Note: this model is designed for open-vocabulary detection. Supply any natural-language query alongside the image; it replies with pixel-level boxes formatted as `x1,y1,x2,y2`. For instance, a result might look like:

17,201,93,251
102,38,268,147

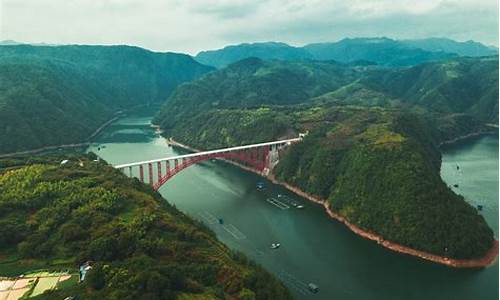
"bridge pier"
157,161,162,183
139,165,144,182
148,163,153,184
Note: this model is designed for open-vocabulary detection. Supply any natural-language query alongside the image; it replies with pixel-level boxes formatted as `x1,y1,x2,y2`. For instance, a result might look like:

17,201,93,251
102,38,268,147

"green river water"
88,112,499,300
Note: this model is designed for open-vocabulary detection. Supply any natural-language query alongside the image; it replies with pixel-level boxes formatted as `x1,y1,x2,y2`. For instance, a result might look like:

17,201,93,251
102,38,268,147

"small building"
79,262,93,282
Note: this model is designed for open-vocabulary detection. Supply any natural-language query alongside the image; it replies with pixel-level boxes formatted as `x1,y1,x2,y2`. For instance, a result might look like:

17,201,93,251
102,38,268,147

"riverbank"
0,115,123,158
439,128,498,148
167,138,499,268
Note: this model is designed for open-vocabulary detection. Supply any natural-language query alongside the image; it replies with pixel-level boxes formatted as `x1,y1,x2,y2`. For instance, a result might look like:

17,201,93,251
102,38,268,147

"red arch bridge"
114,138,302,190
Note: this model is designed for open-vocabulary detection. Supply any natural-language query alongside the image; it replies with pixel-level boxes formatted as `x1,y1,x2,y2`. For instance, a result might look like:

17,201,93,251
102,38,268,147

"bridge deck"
114,138,301,169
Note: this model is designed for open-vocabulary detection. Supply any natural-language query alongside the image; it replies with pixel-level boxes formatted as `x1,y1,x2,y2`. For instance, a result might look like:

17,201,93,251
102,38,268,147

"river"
87,111,499,300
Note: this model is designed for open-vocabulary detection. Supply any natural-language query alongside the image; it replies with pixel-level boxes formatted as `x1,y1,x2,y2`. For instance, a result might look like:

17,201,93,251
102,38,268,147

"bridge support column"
246,149,252,165
139,165,144,182
157,161,162,182
148,163,153,184
174,159,178,171
166,161,171,178
129,166,132,177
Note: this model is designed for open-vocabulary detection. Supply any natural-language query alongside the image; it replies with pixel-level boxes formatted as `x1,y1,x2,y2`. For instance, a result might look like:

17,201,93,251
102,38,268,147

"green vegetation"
363,56,499,123
155,56,498,132
274,108,493,259
195,42,312,68
193,37,497,68
303,37,457,66
0,155,290,299
0,45,213,154
154,56,497,260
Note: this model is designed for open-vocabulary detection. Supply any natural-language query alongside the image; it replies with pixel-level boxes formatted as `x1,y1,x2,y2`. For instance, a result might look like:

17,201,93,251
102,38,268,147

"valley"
0,37,498,299
85,112,499,299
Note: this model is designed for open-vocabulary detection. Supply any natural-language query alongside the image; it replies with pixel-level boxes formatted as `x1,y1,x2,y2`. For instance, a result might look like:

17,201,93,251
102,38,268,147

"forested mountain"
154,56,497,260
155,56,498,130
195,42,312,68
402,38,498,57
192,37,496,68
303,37,457,66
0,45,213,154
154,58,362,129
0,154,290,299
363,56,499,123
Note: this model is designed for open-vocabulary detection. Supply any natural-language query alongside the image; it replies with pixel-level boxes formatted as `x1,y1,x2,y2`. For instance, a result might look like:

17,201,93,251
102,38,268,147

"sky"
0,0,498,55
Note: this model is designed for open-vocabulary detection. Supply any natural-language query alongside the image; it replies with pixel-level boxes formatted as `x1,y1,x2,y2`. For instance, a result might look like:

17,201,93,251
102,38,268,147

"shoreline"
438,129,497,148
167,138,499,268
0,102,158,159
0,115,122,158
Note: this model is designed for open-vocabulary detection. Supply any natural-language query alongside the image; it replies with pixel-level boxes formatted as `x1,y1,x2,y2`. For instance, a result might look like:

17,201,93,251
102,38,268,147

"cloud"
1,0,497,54
183,0,266,19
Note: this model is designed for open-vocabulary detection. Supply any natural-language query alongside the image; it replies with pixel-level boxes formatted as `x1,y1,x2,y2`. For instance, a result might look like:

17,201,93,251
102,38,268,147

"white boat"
271,243,281,249
297,205,304,209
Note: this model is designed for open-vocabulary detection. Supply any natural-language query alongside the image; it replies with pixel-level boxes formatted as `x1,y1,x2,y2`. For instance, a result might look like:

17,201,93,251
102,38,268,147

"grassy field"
0,273,76,299
31,277,59,297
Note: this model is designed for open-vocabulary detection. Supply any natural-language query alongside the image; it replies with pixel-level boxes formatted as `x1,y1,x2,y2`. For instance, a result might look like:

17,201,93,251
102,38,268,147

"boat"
453,184,459,188
256,181,266,190
308,283,319,293
270,243,280,249
477,204,483,211
218,218,224,224
296,205,304,209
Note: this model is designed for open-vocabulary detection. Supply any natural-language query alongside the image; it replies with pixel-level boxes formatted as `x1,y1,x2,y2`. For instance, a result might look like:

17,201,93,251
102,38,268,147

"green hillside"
0,155,290,299
153,57,497,260
154,58,361,129
363,56,499,123
0,45,213,154
155,57,498,129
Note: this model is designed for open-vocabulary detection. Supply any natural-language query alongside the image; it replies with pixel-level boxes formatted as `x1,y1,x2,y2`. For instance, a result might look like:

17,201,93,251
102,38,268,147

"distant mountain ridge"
196,41,312,68
402,38,498,57
194,37,498,68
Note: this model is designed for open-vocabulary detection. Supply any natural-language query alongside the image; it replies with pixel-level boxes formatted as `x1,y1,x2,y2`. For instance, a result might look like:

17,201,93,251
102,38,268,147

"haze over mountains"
195,37,498,68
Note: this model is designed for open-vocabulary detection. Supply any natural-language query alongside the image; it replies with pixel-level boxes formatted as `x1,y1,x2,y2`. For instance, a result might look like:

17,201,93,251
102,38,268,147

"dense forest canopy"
155,56,499,131
0,45,213,154
0,155,290,299
153,56,498,260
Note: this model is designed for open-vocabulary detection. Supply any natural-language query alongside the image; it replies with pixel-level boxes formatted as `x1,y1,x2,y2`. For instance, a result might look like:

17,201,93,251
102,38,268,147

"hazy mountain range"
195,37,498,68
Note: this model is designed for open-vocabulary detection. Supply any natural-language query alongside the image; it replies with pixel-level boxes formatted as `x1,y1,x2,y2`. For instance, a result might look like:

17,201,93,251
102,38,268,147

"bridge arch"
114,138,301,190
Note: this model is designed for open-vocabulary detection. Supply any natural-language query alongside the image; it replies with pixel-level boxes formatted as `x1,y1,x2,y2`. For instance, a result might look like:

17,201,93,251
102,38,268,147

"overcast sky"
1,0,498,55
